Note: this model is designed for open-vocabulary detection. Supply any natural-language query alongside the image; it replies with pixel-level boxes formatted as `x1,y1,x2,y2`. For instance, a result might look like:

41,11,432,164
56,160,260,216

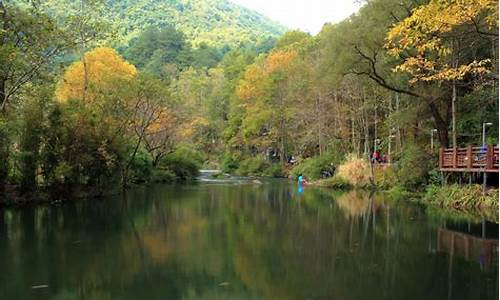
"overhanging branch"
350,45,422,98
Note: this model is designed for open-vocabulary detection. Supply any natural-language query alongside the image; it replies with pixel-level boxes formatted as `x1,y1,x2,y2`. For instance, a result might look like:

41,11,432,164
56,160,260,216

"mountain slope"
106,0,287,48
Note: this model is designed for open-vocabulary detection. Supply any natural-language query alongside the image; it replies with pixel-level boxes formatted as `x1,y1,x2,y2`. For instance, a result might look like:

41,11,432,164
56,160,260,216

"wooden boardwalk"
439,145,499,173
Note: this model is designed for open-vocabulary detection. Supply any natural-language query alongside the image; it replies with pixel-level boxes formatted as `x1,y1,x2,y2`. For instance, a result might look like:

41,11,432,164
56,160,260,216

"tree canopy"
0,0,497,195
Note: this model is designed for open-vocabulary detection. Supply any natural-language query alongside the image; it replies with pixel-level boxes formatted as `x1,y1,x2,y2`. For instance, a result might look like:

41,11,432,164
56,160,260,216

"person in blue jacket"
298,174,308,185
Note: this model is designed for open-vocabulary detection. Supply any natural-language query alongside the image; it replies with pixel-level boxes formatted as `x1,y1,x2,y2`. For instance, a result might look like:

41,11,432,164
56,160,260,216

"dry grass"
336,154,371,188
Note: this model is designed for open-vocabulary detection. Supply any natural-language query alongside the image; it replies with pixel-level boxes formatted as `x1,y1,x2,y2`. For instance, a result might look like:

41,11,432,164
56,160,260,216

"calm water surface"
0,180,498,299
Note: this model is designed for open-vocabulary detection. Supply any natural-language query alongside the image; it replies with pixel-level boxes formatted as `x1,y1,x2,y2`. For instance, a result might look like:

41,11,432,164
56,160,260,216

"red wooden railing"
439,145,499,172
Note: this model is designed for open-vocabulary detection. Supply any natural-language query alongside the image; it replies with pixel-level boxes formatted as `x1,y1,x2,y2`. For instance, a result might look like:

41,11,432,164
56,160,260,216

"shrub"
316,175,352,190
53,162,72,183
151,168,176,183
427,168,443,186
290,153,340,180
394,144,432,190
424,184,499,211
373,165,397,189
384,185,412,201
173,144,205,166
336,154,371,188
129,151,154,183
220,153,240,173
262,163,285,177
235,156,267,176
161,147,202,180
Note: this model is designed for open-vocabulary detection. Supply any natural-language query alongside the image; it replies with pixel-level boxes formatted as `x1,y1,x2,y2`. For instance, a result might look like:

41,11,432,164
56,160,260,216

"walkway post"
482,122,492,146
482,121,492,194
431,129,437,152
388,135,395,163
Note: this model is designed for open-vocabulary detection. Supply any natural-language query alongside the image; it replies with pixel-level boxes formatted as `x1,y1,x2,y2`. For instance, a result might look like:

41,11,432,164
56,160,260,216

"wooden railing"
439,145,499,172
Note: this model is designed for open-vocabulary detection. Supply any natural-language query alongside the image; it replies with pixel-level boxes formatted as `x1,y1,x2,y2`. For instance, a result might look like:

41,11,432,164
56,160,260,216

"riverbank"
220,159,499,221
308,180,499,222
0,184,123,207
299,152,499,221
386,185,499,223
310,180,499,222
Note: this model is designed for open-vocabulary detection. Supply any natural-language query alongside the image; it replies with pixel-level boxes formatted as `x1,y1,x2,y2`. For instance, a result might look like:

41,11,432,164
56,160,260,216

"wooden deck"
439,145,499,173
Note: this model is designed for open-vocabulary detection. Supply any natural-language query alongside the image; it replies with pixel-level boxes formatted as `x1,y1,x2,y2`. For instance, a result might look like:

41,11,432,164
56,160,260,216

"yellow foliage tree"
385,0,498,83
235,49,301,163
56,47,137,103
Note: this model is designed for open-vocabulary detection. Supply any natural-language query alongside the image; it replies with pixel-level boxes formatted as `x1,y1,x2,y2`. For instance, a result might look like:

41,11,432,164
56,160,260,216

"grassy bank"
218,147,499,220
423,184,499,211
305,152,499,218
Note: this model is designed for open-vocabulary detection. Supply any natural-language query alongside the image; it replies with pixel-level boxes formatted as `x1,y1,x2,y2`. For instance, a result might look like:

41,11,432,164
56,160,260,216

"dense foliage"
424,184,499,211
107,0,285,48
0,0,498,203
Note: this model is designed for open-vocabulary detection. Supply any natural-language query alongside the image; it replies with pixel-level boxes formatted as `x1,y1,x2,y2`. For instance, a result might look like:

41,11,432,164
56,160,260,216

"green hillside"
106,0,287,48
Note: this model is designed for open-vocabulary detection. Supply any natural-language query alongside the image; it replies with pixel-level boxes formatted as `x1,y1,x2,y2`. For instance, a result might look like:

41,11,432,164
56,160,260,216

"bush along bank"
0,145,204,206
220,153,286,177
217,144,499,216
301,145,499,215
424,184,499,211
314,155,372,190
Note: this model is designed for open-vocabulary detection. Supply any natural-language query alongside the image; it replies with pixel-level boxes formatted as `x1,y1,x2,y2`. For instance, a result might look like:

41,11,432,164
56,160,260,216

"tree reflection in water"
0,181,497,300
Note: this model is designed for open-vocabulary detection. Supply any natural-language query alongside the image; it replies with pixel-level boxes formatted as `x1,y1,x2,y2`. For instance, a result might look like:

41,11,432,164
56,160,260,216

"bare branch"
350,45,422,98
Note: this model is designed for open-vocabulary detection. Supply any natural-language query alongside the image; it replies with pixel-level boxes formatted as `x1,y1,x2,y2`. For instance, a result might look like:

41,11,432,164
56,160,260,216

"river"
0,178,497,299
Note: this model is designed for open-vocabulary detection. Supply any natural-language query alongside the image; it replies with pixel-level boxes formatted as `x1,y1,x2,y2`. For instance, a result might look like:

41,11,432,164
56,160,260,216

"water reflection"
437,228,498,269
0,181,497,300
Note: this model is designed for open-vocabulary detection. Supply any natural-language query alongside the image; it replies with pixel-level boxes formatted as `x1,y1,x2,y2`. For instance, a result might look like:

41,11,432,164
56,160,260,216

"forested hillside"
106,0,286,48
0,0,498,202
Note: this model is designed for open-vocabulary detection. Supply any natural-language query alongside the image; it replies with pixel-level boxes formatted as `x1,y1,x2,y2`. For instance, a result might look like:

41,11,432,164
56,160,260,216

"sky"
231,0,362,35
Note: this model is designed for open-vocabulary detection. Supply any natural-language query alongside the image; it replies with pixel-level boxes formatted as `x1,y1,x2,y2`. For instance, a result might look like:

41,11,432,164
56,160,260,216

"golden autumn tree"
235,49,302,164
56,47,137,103
55,47,140,186
385,0,498,147
385,0,498,83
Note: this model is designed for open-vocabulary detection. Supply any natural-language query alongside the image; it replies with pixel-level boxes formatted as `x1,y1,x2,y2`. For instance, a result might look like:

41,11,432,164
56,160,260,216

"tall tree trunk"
451,39,459,148
82,56,89,103
362,91,369,156
413,120,420,142
351,116,356,154
374,104,378,153
79,0,89,103
334,91,340,138
494,37,499,117
0,78,6,113
278,88,287,165
451,80,457,147
395,93,402,152
316,94,323,156
429,102,450,147
279,117,286,165
0,78,8,189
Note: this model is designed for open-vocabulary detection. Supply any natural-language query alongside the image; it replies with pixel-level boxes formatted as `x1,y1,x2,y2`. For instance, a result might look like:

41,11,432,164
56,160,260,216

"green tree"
0,1,70,111
124,26,192,77
19,89,47,190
